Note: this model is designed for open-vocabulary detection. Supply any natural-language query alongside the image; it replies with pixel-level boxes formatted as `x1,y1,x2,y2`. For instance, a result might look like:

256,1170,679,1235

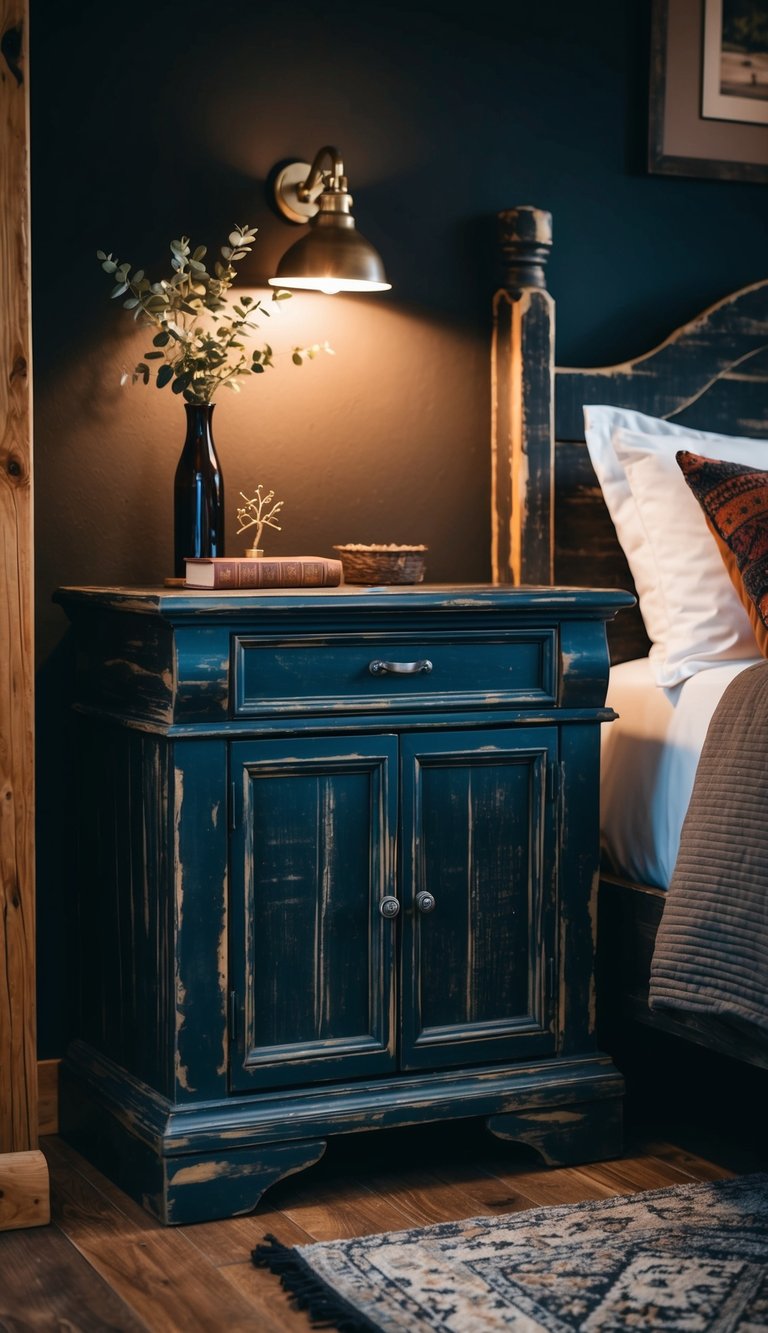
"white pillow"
583,405,767,687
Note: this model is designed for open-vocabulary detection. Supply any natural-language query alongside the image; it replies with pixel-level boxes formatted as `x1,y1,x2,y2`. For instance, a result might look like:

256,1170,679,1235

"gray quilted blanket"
649,660,768,1036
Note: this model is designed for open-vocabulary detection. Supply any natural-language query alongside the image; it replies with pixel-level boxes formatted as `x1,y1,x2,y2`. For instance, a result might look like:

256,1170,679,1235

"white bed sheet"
600,656,761,890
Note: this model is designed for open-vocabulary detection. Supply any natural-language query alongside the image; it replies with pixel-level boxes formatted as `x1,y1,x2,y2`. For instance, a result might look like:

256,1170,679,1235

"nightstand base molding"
60,1044,624,1225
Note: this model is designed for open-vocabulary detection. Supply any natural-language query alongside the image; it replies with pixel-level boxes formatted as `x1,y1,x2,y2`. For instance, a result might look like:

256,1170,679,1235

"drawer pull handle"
415,891,436,914
369,659,433,676
379,896,401,919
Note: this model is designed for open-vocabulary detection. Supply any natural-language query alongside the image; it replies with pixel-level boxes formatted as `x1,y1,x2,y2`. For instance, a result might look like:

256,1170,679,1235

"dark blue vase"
173,402,224,578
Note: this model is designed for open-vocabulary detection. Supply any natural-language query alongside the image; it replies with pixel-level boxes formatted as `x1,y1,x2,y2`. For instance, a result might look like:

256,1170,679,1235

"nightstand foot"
486,1096,623,1167
158,1140,328,1226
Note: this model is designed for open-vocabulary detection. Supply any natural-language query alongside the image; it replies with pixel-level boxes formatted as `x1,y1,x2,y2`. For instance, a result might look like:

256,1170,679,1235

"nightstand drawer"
232,629,557,715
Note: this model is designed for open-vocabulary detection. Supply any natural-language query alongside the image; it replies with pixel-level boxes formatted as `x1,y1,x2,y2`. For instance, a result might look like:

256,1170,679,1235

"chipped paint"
103,657,173,693
216,896,228,1079
172,766,194,1095
523,1108,585,1125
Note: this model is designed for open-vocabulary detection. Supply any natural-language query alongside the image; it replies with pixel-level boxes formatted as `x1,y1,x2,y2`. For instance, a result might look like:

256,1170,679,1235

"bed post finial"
491,205,555,587
498,206,552,293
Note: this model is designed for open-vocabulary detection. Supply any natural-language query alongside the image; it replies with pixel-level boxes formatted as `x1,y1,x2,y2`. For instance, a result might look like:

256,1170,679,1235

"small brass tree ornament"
236,486,284,557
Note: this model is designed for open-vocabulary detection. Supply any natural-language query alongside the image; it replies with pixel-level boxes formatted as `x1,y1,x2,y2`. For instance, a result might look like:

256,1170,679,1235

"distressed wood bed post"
0,0,50,1229
491,206,555,585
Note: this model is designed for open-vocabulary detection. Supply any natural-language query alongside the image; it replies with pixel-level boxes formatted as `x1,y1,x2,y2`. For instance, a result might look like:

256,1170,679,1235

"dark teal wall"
31,0,768,1054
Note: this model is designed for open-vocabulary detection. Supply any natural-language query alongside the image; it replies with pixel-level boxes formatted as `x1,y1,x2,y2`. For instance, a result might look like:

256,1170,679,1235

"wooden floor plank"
4,1117,760,1332
0,1224,150,1331
566,1152,705,1195
631,1135,745,1181
269,1168,419,1241
180,1202,314,1268
343,1158,540,1228
218,1260,318,1333
461,1157,617,1207
630,1120,768,1177
44,1139,276,1333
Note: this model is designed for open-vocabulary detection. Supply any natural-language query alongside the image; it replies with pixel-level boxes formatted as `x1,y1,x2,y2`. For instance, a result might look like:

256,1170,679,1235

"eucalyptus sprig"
97,224,333,404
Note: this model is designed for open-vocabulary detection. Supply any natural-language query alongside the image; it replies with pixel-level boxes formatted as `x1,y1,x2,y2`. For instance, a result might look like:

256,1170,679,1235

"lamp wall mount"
273,147,347,224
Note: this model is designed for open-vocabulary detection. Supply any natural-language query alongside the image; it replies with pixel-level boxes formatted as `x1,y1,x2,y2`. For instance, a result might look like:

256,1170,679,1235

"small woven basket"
333,543,428,585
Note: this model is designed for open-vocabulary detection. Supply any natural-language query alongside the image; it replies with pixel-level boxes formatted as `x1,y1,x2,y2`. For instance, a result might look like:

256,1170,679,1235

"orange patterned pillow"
676,449,768,658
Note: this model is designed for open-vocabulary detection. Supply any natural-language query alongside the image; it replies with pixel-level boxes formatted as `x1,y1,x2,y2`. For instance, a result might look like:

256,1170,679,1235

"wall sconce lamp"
268,146,391,295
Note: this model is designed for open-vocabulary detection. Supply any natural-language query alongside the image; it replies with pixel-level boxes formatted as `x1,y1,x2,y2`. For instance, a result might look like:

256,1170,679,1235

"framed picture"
649,0,768,182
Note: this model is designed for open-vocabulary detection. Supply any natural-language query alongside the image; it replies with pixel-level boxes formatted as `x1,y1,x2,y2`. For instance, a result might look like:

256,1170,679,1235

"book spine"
197,559,342,588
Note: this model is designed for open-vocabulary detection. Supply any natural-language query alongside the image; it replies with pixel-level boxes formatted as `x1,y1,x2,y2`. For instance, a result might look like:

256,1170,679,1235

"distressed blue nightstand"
55,582,634,1224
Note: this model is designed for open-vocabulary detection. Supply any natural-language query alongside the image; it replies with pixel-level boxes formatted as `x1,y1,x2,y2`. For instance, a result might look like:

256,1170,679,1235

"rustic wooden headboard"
490,205,768,663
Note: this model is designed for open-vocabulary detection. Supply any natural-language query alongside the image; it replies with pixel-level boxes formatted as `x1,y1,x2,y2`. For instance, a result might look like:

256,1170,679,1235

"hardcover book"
184,555,343,589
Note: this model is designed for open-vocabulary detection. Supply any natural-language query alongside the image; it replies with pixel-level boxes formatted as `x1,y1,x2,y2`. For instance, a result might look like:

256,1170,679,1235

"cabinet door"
230,736,398,1090
399,727,558,1071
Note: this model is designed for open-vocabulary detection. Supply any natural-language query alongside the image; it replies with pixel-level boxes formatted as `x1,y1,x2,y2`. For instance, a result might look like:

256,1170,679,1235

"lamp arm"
298,145,346,200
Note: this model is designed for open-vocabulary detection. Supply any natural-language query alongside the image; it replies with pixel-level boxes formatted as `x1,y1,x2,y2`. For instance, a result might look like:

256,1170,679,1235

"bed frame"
491,205,768,1072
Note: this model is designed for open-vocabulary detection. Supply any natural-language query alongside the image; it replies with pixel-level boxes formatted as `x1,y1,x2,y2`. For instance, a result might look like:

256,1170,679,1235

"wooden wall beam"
0,0,48,1228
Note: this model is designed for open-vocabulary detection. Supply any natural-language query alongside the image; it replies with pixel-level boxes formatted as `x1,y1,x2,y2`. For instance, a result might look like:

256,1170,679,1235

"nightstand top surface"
54,582,636,620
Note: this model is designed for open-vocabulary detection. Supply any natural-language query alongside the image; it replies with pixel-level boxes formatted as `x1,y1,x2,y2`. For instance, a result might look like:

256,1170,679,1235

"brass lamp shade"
269,147,391,295
271,213,390,294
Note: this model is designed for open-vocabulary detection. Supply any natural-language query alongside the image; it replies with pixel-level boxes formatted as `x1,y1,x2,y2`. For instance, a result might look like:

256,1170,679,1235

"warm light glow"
268,276,392,294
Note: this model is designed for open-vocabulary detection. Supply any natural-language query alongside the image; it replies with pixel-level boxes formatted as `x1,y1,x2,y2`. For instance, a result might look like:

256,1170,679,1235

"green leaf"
99,222,332,404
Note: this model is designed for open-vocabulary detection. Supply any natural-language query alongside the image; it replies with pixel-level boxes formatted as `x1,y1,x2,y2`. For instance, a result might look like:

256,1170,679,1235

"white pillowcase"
583,405,767,687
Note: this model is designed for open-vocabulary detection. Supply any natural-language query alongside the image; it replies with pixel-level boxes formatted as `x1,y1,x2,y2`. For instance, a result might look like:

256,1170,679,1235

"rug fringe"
252,1234,380,1333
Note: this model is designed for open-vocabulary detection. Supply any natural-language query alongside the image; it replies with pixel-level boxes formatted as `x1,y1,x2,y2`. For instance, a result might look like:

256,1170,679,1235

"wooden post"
0,0,50,1228
490,206,555,586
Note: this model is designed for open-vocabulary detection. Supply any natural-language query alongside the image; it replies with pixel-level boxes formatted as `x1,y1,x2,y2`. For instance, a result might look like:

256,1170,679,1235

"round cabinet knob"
415,891,436,914
379,896,401,919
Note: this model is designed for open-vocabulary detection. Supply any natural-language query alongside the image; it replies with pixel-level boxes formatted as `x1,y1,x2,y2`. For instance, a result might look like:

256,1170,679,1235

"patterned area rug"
252,1173,768,1332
